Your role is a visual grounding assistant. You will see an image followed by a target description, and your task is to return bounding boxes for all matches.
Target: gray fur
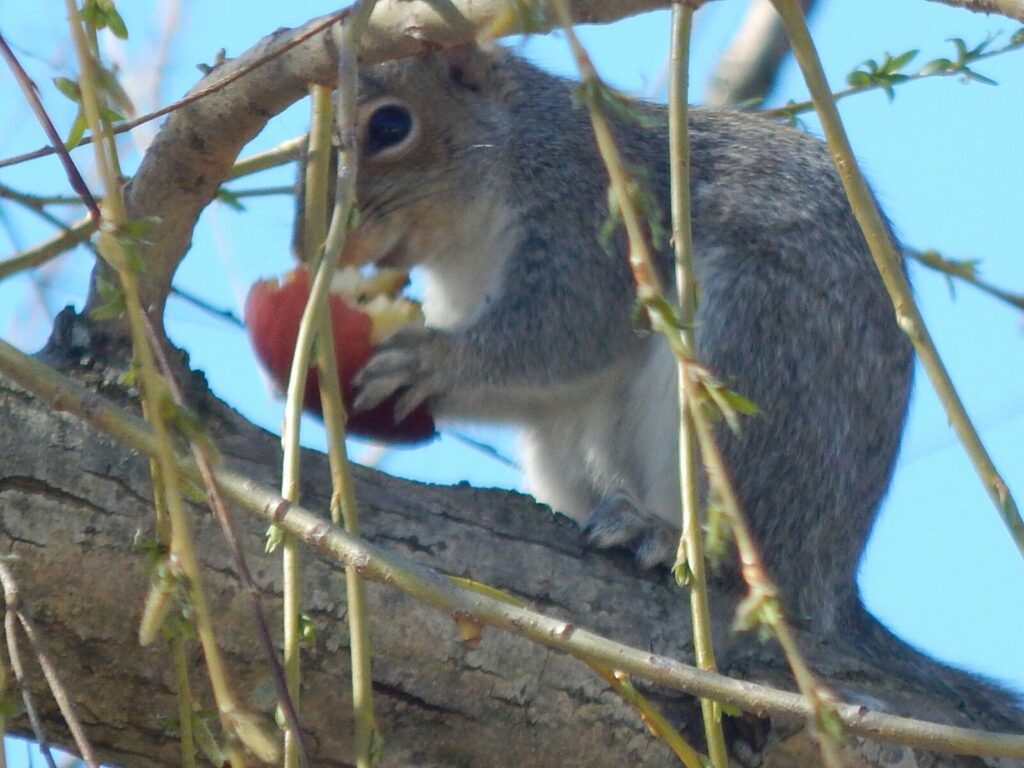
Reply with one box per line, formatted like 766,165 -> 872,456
345,45 -> 1023,735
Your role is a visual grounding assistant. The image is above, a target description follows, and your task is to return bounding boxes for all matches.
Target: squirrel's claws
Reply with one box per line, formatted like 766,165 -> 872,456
584,489 -> 677,570
353,326 -> 445,415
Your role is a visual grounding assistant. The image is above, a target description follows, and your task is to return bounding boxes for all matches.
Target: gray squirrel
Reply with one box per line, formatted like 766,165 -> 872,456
346,43 -> 909,626
319,44 -> 1023,742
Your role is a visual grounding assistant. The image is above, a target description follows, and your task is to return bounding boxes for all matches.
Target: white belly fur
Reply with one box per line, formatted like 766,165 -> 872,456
520,336 -> 680,527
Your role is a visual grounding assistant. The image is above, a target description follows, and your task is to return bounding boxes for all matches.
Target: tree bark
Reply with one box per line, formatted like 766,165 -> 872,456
0,316 -> 1019,768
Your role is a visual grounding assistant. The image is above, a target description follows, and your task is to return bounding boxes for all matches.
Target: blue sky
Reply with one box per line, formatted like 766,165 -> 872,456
1,0 -> 1022,758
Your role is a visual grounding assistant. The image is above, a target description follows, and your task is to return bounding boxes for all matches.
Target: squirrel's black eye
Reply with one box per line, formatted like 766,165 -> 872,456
366,104 -> 414,155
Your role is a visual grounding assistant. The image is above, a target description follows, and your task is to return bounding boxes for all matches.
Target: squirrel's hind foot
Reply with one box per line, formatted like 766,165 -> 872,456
584,489 -> 678,569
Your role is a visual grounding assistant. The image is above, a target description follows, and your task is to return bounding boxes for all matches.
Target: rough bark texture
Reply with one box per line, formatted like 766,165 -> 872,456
0,317 -> 1021,768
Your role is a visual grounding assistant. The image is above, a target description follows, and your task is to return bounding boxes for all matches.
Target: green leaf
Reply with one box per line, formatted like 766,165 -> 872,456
887,49 -> 919,71
52,76 -> 81,102
703,498 -> 732,565
65,112 -> 88,149
215,188 -> 246,211
193,711 -> 227,767
89,274 -> 126,320
299,614 -> 317,646
718,387 -> 759,417
629,299 -> 652,333
265,524 -> 284,553
920,57 -> 954,76
100,105 -> 125,124
845,71 -> 872,88
961,68 -> 998,86
673,557 -> 693,587
96,64 -> 134,115
644,294 -> 684,334
105,7 -> 129,39
719,702 -> 742,718
950,37 -> 969,64
81,0 -> 129,39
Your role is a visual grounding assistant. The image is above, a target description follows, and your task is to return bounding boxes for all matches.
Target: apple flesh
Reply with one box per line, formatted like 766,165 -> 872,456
244,265 -> 435,444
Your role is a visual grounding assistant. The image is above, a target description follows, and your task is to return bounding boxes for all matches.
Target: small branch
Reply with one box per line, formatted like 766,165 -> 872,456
0,217 -> 96,281
925,0 -> 1024,22
226,136 -> 306,181
169,632 -> 197,768
590,663 -> 705,768
0,183 -> 86,209
3,593 -> 60,768
761,32 -> 1024,121
770,0 -> 1024,562
668,4 -> 728,767
310,4 -> 383,764
141,315 -> 309,768
168,286 -> 244,327
0,562 -> 98,768
0,33 -> 100,221
0,12 -> 348,172
65,4 -> 264,764
907,247 -> 1024,313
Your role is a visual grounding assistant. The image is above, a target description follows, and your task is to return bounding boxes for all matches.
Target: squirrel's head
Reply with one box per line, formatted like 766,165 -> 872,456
339,44 -> 516,269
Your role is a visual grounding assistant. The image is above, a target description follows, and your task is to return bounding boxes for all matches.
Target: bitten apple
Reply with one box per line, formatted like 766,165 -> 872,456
244,265 -> 435,443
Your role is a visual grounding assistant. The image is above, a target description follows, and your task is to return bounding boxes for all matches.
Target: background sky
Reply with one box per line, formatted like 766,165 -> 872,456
1,0 -> 1022,760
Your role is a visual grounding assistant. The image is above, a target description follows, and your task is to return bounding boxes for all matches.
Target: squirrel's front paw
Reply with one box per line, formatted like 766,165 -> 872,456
584,489 -> 678,569
353,326 -> 449,421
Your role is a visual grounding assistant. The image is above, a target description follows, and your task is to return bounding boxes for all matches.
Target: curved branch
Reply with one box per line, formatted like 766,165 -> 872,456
83,0 -> 673,323
925,0 -> 1024,22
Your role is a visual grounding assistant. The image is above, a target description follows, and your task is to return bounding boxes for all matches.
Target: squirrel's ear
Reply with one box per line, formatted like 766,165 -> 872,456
440,43 -> 497,93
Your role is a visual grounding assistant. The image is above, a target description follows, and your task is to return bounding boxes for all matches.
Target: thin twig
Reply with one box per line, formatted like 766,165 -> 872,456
168,286 -> 244,327
590,662 -> 705,768
770,0 -> 1024,561
0,11 -> 347,172
141,314 -> 309,768
761,32 -> 1024,120
226,136 -> 306,180
0,218 -> 96,282
317,7 -> 383,764
0,562 -> 98,768
3,594 -> 59,768
0,33 -> 101,220
170,631 -> 197,768
668,4 -> 728,767
907,247 -> 1024,313
65,4 -> 260,764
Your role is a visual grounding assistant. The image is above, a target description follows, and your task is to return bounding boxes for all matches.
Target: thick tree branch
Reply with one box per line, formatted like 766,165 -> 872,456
926,0 -> 1024,21
705,0 -> 818,107
1,316 -> 1023,766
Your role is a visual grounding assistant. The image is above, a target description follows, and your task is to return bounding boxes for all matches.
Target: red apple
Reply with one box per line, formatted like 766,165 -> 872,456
244,266 -> 436,444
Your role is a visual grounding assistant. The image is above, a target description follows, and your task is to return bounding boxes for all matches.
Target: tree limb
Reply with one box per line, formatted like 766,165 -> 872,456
925,0 -> 1024,22
705,0 -> 818,107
